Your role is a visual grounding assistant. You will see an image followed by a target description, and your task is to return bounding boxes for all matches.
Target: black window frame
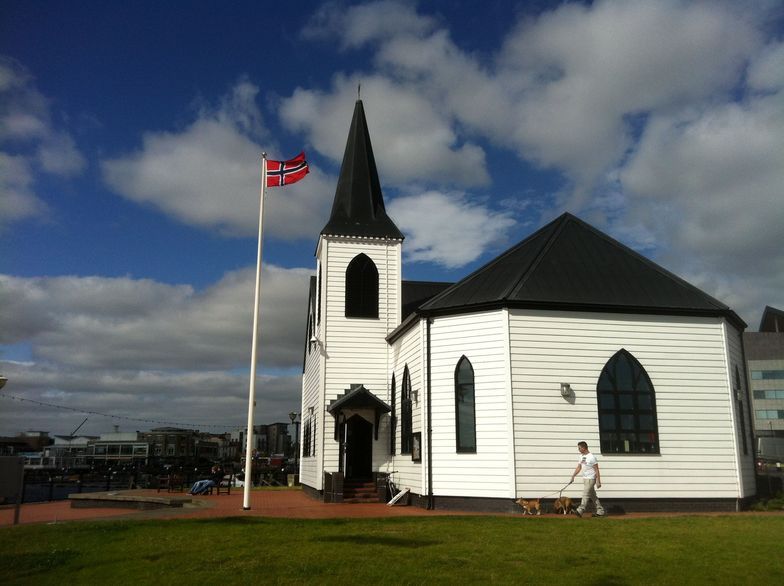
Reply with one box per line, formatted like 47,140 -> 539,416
455,355 -> 477,453
734,366 -> 748,455
345,253 -> 379,319
596,349 -> 660,454
401,366 -> 413,454
317,264 -> 322,325
304,420 -> 309,458
390,373 -> 397,455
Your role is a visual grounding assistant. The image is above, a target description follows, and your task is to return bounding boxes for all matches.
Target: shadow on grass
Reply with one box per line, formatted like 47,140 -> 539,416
187,516 -> 270,526
317,534 -> 442,548
0,550 -> 79,578
588,574 -> 631,586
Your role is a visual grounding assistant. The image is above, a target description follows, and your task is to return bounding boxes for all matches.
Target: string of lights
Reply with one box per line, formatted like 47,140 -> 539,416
0,392 -> 238,431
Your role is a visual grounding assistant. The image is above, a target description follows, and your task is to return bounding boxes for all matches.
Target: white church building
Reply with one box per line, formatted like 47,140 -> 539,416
298,99 -> 756,513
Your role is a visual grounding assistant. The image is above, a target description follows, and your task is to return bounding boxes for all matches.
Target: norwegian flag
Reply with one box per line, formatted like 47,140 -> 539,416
266,151 -> 309,187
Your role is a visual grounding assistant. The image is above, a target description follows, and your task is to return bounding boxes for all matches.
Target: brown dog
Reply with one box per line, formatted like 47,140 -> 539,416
553,496 -> 574,515
515,498 -> 541,515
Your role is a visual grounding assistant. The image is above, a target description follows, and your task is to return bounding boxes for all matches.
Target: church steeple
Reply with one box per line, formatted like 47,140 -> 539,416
320,100 -> 404,240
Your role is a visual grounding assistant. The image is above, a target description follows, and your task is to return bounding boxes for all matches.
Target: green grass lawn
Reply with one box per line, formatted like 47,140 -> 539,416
2,515 -> 782,585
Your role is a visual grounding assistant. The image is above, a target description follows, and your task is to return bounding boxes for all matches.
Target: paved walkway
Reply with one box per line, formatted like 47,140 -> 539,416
2,490 -> 780,527
0,489 -> 494,526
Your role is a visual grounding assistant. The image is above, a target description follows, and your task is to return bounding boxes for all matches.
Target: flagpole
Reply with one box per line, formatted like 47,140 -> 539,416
243,152 -> 267,510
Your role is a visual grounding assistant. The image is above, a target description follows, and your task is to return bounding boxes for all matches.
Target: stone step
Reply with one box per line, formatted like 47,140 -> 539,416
343,481 -> 378,503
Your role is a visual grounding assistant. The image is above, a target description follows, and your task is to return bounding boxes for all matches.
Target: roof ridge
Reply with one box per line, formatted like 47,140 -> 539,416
402,279 -> 454,286
505,213 -> 571,299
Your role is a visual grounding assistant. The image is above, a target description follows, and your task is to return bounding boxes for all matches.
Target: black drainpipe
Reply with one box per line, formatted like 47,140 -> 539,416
426,317 -> 434,510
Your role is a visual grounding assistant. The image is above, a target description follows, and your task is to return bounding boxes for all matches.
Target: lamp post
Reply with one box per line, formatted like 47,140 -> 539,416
288,411 -> 300,473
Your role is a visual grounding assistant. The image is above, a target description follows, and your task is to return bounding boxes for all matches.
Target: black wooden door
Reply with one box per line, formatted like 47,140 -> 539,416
345,415 -> 373,479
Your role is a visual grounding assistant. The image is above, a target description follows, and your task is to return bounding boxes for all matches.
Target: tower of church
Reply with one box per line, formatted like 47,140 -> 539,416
300,100 -> 403,488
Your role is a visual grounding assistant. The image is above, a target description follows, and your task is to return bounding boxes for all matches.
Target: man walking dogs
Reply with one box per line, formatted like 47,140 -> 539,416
570,441 -> 606,517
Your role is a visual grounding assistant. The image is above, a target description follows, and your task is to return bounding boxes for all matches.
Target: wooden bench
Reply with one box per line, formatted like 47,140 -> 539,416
206,474 -> 234,495
156,474 -> 186,493
206,482 -> 231,495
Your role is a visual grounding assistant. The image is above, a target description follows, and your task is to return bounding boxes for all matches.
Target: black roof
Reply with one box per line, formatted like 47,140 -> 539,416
410,213 -> 744,328
321,100 -> 404,240
759,306 -> 784,332
401,280 -> 453,320
327,384 -> 391,414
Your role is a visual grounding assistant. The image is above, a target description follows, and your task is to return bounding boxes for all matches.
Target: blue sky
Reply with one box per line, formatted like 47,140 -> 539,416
2,0 -> 783,437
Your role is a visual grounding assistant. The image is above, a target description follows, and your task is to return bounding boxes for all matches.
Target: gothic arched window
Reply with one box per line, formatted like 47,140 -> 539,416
597,349 -> 659,454
455,356 -> 476,453
401,366 -> 412,454
390,373 -> 397,456
345,253 -> 378,318
734,365 -> 748,455
317,264 -> 322,325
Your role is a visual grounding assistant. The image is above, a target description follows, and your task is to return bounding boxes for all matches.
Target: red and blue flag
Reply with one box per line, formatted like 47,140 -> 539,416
266,152 -> 309,187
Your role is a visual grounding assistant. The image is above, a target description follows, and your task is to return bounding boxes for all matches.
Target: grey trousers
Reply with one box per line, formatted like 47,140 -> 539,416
577,478 -> 605,515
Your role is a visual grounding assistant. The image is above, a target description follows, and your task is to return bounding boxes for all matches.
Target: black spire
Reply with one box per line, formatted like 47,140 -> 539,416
320,100 -> 404,240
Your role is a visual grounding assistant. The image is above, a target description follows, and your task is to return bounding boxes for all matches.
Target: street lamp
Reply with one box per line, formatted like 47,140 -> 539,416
288,411 -> 300,472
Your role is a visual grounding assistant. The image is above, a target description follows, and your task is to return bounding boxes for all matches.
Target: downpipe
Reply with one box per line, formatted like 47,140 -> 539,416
426,317 -> 434,510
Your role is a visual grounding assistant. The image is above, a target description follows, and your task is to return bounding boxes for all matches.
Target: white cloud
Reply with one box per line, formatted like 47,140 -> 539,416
280,75 -> 489,187
618,90 -> 784,320
387,190 -> 515,268
0,57 -> 86,227
102,80 -> 334,239
297,0 -> 760,192
0,359 -> 301,434
0,153 -> 50,223
496,0 -> 759,188
0,57 -> 50,142
302,0 -> 436,49
747,41 -> 784,92
37,131 -> 87,176
0,266 -> 311,370
0,266 -> 311,435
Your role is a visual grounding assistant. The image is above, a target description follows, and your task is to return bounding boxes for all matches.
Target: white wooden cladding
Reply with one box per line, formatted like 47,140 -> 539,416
299,284 -> 323,490
509,309 -> 747,499
427,310 -> 515,498
319,237 -> 402,480
385,322 -> 424,494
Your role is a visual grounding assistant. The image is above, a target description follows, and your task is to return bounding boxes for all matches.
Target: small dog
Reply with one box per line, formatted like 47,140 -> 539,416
515,498 -> 541,515
553,496 -> 574,515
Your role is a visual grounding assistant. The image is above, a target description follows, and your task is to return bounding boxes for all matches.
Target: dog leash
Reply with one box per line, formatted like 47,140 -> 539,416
539,481 -> 573,500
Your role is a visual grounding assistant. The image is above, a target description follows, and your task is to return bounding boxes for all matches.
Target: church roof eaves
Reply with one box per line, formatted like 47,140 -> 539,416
327,384 -> 391,414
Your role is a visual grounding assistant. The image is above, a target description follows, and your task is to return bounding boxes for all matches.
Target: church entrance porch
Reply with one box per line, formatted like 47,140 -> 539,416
344,414 -> 373,480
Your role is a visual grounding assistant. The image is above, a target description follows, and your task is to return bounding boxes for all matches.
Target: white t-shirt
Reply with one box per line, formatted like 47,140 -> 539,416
578,452 -> 598,479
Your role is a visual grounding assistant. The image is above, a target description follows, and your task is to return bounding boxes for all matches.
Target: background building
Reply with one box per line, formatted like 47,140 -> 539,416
744,306 -> 784,438
745,305 -> 784,494
232,423 -> 293,457
86,432 -> 150,467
